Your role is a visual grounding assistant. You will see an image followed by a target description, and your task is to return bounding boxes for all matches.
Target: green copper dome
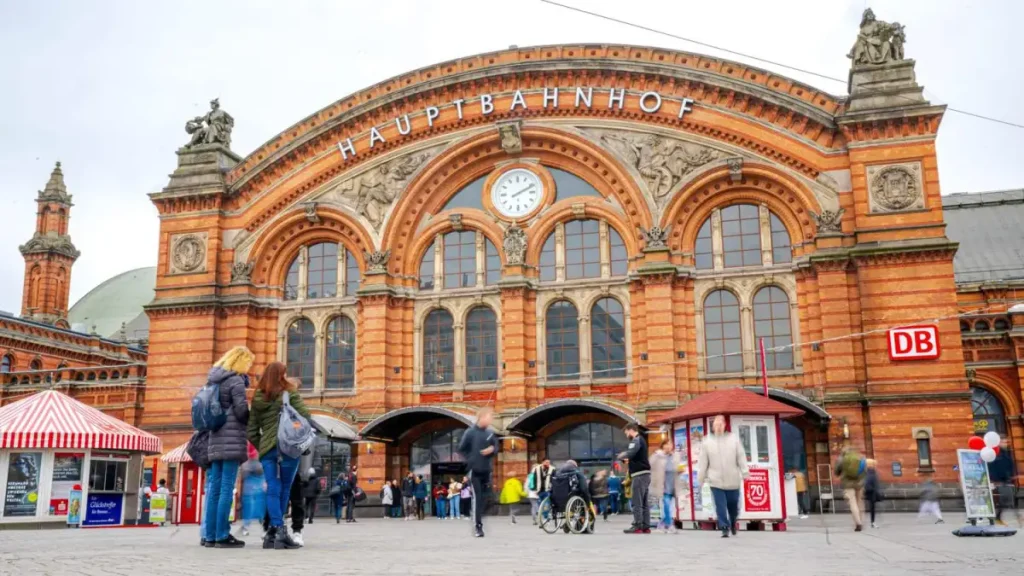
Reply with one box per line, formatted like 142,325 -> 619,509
68,267 -> 156,339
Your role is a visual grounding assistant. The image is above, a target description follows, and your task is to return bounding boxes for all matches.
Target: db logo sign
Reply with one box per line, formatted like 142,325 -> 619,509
888,325 -> 940,361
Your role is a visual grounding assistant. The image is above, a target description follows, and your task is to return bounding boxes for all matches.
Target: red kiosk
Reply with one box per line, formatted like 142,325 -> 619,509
161,443 -> 205,525
652,388 -> 802,531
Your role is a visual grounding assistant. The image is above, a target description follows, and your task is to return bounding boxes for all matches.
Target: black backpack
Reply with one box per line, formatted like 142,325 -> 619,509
185,430 -> 211,469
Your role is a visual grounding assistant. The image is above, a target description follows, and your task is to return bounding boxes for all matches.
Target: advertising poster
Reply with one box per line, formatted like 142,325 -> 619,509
67,490 -> 83,525
83,493 -> 123,526
689,421 -> 713,517
673,424 -> 691,520
744,468 -> 771,513
956,449 -> 995,518
49,452 -> 85,516
150,493 -> 168,523
4,452 -> 42,517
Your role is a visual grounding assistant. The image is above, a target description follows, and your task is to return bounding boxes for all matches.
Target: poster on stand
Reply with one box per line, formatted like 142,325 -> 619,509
83,493 -> 124,527
150,493 -> 168,523
956,449 -> 995,519
49,453 -> 85,516
673,424 -> 691,520
688,421 -> 713,518
4,452 -> 42,517
67,490 -> 83,525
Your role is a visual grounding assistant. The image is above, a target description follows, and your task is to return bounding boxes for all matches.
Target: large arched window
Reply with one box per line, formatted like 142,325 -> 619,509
465,307 -> 498,383
326,316 -> 356,390
753,286 -> 794,370
1,355 -> 12,373
423,309 -> 455,385
546,422 -> 629,465
286,318 -> 315,390
721,204 -> 762,268
704,290 -> 742,374
538,219 -> 630,282
592,298 -> 626,379
695,219 -> 713,270
971,386 -> 1007,436
770,214 -> 792,264
546,301 -> 580,381
282,243 -> 361,301
692,205 -> 791,270
418,231 -> 500,290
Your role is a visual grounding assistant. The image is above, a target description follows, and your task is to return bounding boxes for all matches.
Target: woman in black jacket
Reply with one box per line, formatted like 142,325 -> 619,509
203,346 -> 254,549
864,458 -> 882,528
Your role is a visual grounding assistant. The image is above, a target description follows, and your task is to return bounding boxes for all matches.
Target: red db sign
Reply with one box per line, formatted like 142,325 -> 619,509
888,325 -> 940,361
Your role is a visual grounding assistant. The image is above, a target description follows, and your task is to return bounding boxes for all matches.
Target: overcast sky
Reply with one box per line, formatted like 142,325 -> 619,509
0,0 -> 1021,314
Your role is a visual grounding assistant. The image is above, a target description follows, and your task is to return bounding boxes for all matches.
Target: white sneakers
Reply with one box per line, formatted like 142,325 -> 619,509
799,514 -> 809,519
288,528 -> 305,547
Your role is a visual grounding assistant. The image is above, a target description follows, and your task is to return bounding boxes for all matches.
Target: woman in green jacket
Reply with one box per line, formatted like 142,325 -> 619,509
247,361 -> 313,550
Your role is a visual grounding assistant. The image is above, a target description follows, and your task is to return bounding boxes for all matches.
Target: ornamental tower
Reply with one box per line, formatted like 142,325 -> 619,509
19,162 -> 80,326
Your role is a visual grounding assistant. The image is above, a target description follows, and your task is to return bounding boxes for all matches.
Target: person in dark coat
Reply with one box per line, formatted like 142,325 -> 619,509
303,468 -> 322,523
863,459 -> 882,528
202,346 -> 254,549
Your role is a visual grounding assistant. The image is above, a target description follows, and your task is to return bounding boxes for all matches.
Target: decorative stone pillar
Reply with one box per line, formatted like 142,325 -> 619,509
599,220 -> 611,279
313,328 -> 325,393
759,204 -> 774,266
453,320 -> 466,385
579,314 -> 592,384
336,246 -> 346,297
434,234 -> 444,291
711,209 -> 724,271
741,304 -> 755,374
555,222 -> 566,282
499,285 -> 530,408
475,232 -> 486,287
297,245 -> 309,302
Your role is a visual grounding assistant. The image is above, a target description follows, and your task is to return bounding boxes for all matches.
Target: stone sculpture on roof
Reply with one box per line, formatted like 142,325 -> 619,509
185,98 -> 235,149
848,8 -> 907,65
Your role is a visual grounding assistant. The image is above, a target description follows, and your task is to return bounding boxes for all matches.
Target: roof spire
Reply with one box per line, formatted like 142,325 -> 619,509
39,161 -> 71,203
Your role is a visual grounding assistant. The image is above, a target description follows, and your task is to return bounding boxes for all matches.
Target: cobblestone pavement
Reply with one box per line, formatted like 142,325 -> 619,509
1,513 -> 1021,576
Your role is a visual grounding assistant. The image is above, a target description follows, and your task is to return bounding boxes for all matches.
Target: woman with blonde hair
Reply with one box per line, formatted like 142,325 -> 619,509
247,361 -> 313,550
203,346 -> 254,549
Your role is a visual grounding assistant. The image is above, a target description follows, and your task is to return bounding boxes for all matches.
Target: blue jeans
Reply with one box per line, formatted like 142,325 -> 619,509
711,487 -> 740,533
332,496 -> 344,520
204,460 -> 241,542
609,492 -> 619,514
450,495 -> 461,518
661,494 -> 674,528
537,491 -> 551,519
200,471 -> 213,540
261,448 -> 300,528
435,497 -> 447,518
594,496 -> 609,516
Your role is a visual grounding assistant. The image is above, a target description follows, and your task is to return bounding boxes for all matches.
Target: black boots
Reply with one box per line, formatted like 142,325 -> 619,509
274,527 -> 301,550
263,527 -> 277,549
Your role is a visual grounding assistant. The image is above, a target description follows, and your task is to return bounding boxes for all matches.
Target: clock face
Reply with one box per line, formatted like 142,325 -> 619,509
491,168 -> 543,218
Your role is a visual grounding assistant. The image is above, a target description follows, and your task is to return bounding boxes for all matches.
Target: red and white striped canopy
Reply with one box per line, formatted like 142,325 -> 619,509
0,390 -> 162,453
161,442 -> 192,463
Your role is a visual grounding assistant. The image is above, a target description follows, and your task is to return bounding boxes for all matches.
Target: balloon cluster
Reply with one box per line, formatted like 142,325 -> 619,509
967,431 -> 1002,463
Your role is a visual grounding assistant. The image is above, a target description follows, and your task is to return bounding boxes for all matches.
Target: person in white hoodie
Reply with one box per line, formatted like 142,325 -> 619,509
381,480 -> 394,519
696,415 -> 749,538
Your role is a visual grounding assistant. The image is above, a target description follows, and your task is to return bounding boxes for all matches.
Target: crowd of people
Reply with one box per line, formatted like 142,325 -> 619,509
187,349 -> 1017,549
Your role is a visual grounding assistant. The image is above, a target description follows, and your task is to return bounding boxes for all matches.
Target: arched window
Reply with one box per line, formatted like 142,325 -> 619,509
546,422 -> 629,464
30,359 -> 42,384
284,258 -> 300,301
465,307 -> 498,383
345,250 -> 360,296
485,238 -> 501,285
29,267 -> 41,309
592,298 -> 626,379
975,320 -> 990,332
915,430 -> 933,468
443,231 -> 477,289
753,287 -> 794,370
695,219 -> 713,270
98,371 -> 108,381
110,371 -> 120,380
326,316 -> 356,390
423,309 -> 455,385
551,168 -> 603,202
769,214 -> 792,264
971,386 -> 1007,436
286,318 -> 315,390
2,355 -> 14,373
721,204 -> 762,268
539,234 -> 556,282
75,372 -> 84,382
546,301 -> 580,381
565,220 -> 601,279
419,243 -> 435,290
960,321 -> 971,332
306,242 -> 338,299
440,175 -> 488,212
87,372 -> 96,381
609,228 -> 628,276
411,429 -> 466,466
704,290 -> 742,373
994,318 -> 1010,331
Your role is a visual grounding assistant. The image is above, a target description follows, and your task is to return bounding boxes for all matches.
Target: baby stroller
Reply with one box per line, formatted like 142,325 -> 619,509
539,468 -> 594,534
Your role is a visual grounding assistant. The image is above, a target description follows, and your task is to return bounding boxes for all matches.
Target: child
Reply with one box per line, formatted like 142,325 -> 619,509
790,468 -> 809,519
237,443 -> 266,538
918,479 -> 943,524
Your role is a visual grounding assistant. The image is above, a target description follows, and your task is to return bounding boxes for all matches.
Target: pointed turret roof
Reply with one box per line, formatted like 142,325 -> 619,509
38,161 -> 71,203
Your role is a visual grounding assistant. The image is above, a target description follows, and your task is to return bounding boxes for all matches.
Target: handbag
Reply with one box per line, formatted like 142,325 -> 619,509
329,485 -> 342,497
353,487 -> 367,502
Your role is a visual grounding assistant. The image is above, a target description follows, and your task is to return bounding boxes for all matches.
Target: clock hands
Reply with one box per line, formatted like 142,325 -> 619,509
509,183 -> 536,199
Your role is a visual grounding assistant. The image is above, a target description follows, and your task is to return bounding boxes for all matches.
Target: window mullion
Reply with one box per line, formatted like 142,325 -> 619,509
555,222 -> 566,282
297,245 -> 309,302
434,234 -> 444,292
711,209 -> 723,271
475,232 -> 485,287
599,220 -> 611,279
759,204 -> 774,266
741,303 -> 755,375
337,247 -> 346,297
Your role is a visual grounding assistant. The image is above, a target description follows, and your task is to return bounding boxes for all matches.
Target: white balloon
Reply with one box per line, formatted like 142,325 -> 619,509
980,446 -> 997,463
984,431 -> 1001,448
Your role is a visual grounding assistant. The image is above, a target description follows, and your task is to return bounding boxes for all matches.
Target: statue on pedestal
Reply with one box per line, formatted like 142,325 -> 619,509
847,8 -> 907,65
185,98 -> 235,149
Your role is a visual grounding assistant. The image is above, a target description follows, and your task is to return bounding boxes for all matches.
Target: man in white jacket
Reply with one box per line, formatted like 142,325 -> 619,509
696,415 -> 749,538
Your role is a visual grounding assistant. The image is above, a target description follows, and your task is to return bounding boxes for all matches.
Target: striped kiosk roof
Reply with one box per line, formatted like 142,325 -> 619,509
161,442 -> 192,463
0,390 -> 162,454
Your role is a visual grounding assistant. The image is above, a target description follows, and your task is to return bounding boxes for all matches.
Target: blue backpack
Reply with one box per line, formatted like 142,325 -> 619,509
191,382 -> 227,432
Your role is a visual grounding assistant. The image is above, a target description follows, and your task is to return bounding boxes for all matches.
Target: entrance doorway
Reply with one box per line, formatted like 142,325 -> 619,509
545,421 -> 629,478
411,428 -> 468,514
177,462 -> 204,524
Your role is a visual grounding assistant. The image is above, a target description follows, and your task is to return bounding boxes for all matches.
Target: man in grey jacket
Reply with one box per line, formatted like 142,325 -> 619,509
696,415 -> 749,538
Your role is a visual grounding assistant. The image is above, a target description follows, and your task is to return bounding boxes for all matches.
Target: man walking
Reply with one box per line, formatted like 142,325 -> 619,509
402,471 -> 417,520
990,438 -> 1015,526
458,407 -> 499,538
696,415 -> 749,538
617,423 -> 651,534
834,444 -> 866,531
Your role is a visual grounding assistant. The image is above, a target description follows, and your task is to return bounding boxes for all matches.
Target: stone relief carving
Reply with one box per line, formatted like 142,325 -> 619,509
185,98 -> 234,149
571,203 -> 587,218
169,232 -> 208,274
848,8 -> 907,66
230,261 -> 255,284
304,202 -> 321,224
640,225 -> 671,250
319,147 -> 440,231
726,157 -> 743,183
867,162 -> 923,213
449,213 -> 464,231
497,121 -> 522,154
810,208 -> 845,234
594,130 -> 720,208
503,225 -> 528,265
363,249 -> 391,274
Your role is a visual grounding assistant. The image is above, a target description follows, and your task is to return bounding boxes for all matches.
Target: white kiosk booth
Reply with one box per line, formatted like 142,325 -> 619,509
652,388 -> 802,531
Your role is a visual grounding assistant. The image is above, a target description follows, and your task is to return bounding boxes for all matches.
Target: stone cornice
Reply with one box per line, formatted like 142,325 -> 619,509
18,233 -> 81,260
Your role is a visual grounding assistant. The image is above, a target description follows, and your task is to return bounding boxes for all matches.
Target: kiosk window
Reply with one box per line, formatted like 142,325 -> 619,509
89,460 -> 127,493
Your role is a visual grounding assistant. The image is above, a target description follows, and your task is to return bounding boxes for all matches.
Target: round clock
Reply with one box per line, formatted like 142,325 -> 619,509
491,168 -> 544,219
